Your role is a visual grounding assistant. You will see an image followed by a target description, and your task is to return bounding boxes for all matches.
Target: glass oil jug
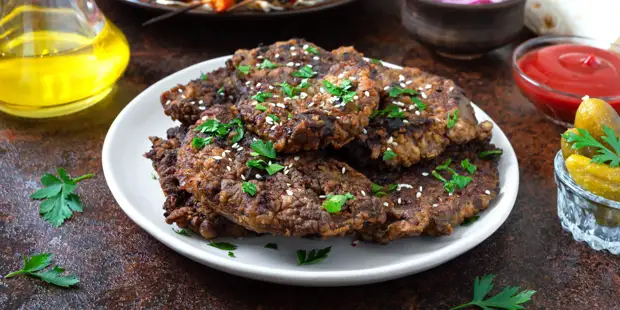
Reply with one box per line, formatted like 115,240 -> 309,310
0,0 -> 130,118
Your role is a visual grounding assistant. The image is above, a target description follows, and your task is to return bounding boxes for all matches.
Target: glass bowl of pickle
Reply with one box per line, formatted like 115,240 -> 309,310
556,97 -> 620,254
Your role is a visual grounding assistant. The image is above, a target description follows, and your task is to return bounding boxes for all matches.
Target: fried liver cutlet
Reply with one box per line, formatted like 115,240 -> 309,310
230,39 -> 380,153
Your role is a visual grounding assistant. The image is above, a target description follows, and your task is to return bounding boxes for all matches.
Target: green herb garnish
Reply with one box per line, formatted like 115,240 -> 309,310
323,79 -> 357,104
436,158 -> 452,171
478,149 -> 503,160
237,65 -> 251,75
256,103 -> 267,112
247,159 -> 268,169
323,193 -> 355,213
217,87 -> 225,95
228,251 -> 236,258
297,246 -> 331,266
193,118 -> 244,143
30,168 -> 94,227
447,109 -> 460,129
411,97 -> 427,111
208,241 -> 238,251
265,163 -> 285,175
173,228 -> 191,236
200,72 -> 208,81
461,159 -> 477,174
151,173 -> 157,180
450,274 -> 536,310
259,59 -> 278,70
305,46 -> 319,55
371,183 -> 387,197
371,105 -> 406,119
292,65 -> 316,78
370,58 -> 382,64
265,243 -> 278,250
279,79 -> 310,98
562,125 -> 620,167
268,114 -> 280,122
4,253 -> 79,288
288,112 -> 293,120
242,181 -> 257,196
388,86 -> 417,98
250,139 -> 277,159
382,149 -> 397,161
251,91 -> 273,103
191,136 -> 213,149
461,215 -> 480,226
387,184 -> 398,192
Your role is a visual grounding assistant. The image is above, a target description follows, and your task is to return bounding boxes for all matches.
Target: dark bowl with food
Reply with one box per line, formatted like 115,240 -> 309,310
401,0 -> 526,59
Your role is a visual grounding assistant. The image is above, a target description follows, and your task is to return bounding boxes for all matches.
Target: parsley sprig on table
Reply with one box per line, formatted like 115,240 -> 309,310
31,168 -> 94,227
323,79 -> 357,104
322,193 -> 355,213
562,125 -> 620,167
296,246 -> 331,265
5,253 -> 79,288
450,274 -> 536,310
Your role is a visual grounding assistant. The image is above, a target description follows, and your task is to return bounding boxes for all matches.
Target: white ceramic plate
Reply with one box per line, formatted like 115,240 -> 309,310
102,56 -> 519,287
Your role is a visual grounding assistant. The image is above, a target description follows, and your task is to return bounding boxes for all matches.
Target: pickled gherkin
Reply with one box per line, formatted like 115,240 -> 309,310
565,154 -> 620,201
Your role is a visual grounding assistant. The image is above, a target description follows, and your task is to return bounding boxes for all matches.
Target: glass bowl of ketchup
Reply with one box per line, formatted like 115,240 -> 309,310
513,36 -> 620,127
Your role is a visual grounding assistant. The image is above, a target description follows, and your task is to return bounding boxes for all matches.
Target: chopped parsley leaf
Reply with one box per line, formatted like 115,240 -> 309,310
208,241 -> 238,251
461,159 -> 477,174
436,158 -> 452,171
389,86 -> 417,98
447,110 -> 460,129
217,87 -> 225,95
371,105 -> 405,119
288,112 -> 293,120
305,46 -> 319,55
200,72 -> 208,81
279,79 -> 310,98
228,251 -> 236,258
452,174 -> 472,190
251,91 -> 272,103
268,114 -> 280,122
383,149 -> 397,161
461,215 -> 480,226
371,183 -> 387,197
191,136 -> 213,149
323,193 -> 355,213
323,79 -> 357,104
194,118 -> 244,143
432,170 -> 448,183
478,149 -> 503,160
237,65 -> 251,75
255,103 -> 267,111
250,139 -> 277,159
412,97 -> 427,111
563,125 -> 620,168
387,184 -> 398,192
264,243 -> 278,250
259,59 -> 278,70
292,65 -> 316,78
151,173 -> 157,180
265,163 -> 285,175
370,58 -> 382,64
30,168 -> 94,227
242,181 -> 257,196
173,228 -> 191,236
4,253 -> 79,288
297,246 -> 331,266
247,159 -> 267,169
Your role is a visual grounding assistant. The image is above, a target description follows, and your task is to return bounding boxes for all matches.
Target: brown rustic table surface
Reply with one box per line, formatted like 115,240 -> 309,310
1,0 -> 619,309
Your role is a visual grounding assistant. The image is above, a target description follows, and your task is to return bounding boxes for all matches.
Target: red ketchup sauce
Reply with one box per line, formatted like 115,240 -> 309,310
514,44 -> 620,125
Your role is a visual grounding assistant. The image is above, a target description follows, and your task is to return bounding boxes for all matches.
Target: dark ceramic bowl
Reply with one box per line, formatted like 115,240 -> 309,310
401,0 -> 526,59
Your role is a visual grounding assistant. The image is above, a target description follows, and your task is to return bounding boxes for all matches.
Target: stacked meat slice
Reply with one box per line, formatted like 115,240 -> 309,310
146,39 -> 501,243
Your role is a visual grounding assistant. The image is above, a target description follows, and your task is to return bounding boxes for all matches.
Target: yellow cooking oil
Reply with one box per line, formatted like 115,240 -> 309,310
0,5 -> 130,118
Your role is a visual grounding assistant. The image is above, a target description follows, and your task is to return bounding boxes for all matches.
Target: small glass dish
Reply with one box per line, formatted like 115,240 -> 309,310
554,151 -> 620,254
512,36 -> 620,127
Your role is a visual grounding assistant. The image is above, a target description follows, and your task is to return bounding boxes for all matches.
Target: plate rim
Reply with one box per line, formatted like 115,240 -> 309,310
102,56 -> 520,286
116,0 -> 359,17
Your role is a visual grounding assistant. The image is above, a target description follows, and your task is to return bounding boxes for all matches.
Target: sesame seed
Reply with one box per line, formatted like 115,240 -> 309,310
449,87 -> 454,91
400,83 -> 406,88
303,44 -> 309,49
403,120 -> 409,124
416,192 -> 422,199
178,89 -> 183,93
308,102 -> 315,108
415,111 -> 421,116
181,95 -> 186,99
256,83 -> 262,88
421,92 -> 428,99
199,106 -> 206,110
313,56 -> 320,60
398,184 -> 413,190
392,142 -> 398,146
165,100 -> 171,105
399,75 -> 405,81
257,55 -> 264,59
266,117 -> 274,124
342,167 -> 346,174
256,63 -> 260,67
291,52 -> 297,56
365,91 -> 370,97
232,143 -> 239,148
300,92 -> 308,99
202,116 -> 208,121
362,128 -> 367,134
319,195 -> 326,199
432,203 -> 438,207
307,64 -> 313,68
268,85 -> 274,90
361,190 -> 366,197
294,156 -> 300,161
290,46 -> 296,51
212,156 -> 222,160
287,190 -> 294,196
199,100 -> 204,104
295,63 -> 301,67
425,84 -> 432,89
393,101 -> 405,107
398,198 -> 402,204
419,186 -> 423,192
422,172 -> 429,176
226,166 -> 231,171
383,202 -> 389,207
256,174 -> 262,179
287,183 -> 291,186
406,80 -> 412,85
270,124 -> 278,130
287,62 -> 294,67
229,95 -> 234,100
238,147 -> 244,151
338,73 -> 345,79
449,193 -> 454,196
275,53 -> 280,58
387,136 -> 393,144
387,147 -> 392,151
485,190 -> 491,195
276,103 -> 286,108
284,169 -> 290,175
383,86 -> 390,91
408,105 -> 415,111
